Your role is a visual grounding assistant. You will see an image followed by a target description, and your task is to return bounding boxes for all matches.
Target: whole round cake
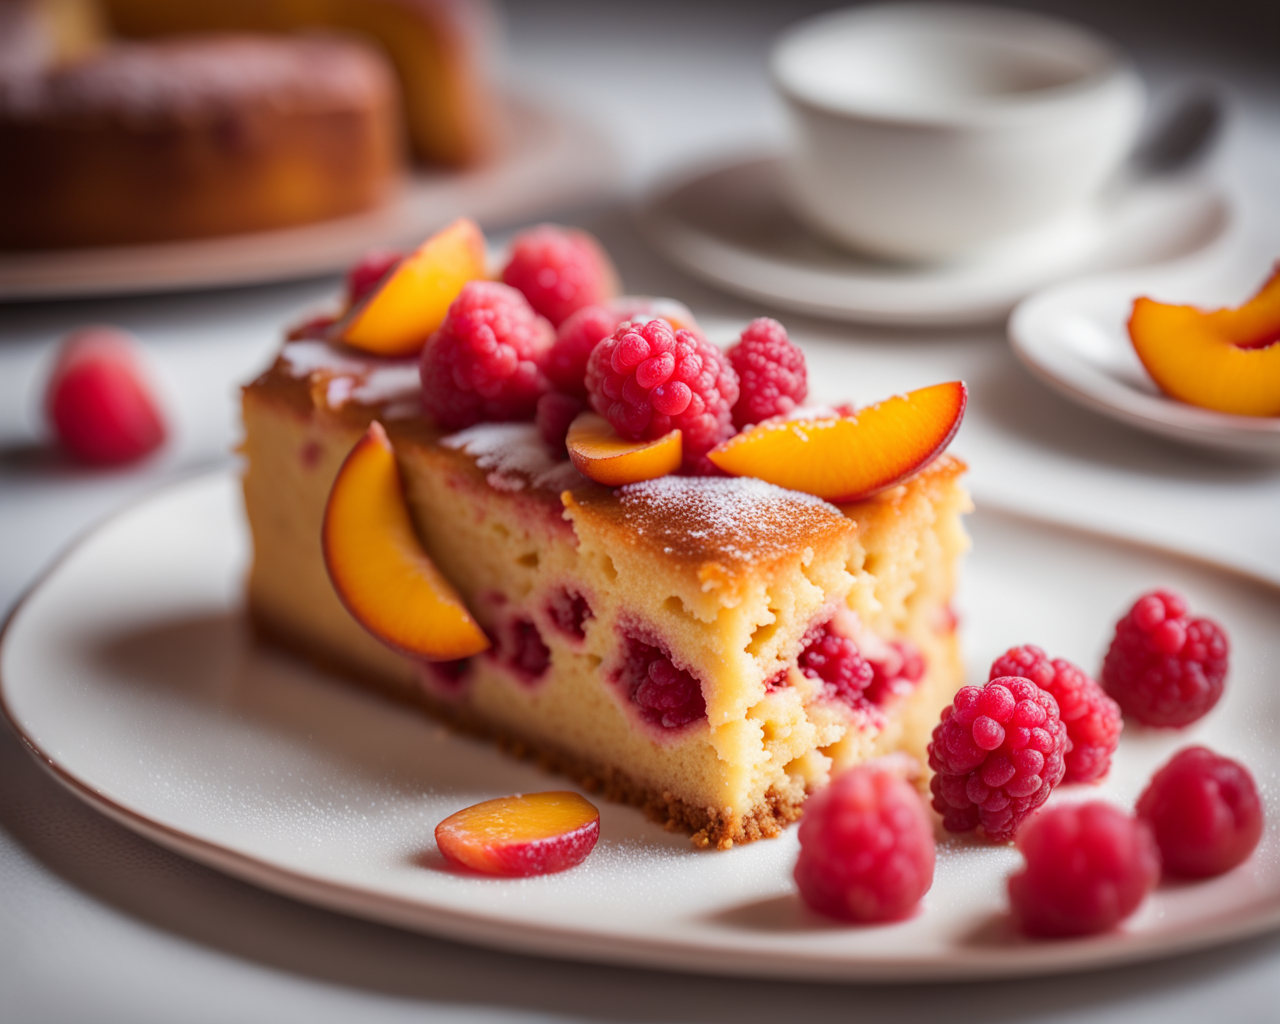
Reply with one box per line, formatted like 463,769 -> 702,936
0,33 -> 403,249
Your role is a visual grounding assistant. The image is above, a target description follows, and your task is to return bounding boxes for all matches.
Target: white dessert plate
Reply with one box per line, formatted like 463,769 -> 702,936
1009,248 -> 1280,456
636,156 -> 1230,326
4,472 -> 1280,982
0,98 -> 617,302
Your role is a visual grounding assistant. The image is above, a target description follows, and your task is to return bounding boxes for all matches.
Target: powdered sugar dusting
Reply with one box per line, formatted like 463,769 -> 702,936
442,423 -> 585,493
614,476 -> 848,565
280,340 -> 420,409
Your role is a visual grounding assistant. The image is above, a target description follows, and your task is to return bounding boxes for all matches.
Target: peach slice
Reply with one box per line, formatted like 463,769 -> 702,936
566,412 -> 682,486
1129,266 -> 1280,417
335,218 -> 487,357
435,791 -> 601,876
708,381 -> 967,502
322,421 -> 489,660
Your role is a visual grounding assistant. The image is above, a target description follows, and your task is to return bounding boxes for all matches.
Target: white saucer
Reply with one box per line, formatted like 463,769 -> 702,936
1009,248 -> 1280,456
4,472 -> 1280,981
636,156 -> 1230,326
0,98 -> 618,302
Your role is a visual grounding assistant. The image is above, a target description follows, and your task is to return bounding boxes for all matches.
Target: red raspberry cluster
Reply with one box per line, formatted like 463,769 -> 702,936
1008,801 -> 1160,937
796,619 -> 874,709
928,676 -> 1068,842
501,224 -> 619,327
614,631 -> 706,729
727,317 -> 808,428
585,318 -> 739,473
990,645 -> 1121,784
1137,745 -> 1263,878
419,280 -> 555,429
1101,590 -> 1229,727
794,764 -> 935,923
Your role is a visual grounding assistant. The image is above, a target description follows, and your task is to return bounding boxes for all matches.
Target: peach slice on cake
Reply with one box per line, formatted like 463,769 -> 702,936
335,218 -> 487,357
566,411 -> 682,486
323,420 -> 489,660
1129,266 -> 1280,417
435,791 -> 601,876
708,381 -> 967,502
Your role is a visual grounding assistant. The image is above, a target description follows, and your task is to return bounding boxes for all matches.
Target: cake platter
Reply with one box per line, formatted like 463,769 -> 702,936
3,471 -> 1280,982
0,98 -> 617,302
635,155 -> 1231,327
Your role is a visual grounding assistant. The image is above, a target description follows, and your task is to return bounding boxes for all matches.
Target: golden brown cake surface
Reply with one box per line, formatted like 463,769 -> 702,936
100,0 -> 497,166
0,33 -> 402,248
241,340 -> 971,848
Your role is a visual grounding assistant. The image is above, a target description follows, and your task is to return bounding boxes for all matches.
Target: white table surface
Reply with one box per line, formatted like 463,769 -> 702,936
3,1 -> 1280,1020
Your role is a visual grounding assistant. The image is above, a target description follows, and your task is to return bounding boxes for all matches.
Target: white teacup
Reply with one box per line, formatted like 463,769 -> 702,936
772,3 -> 1146,262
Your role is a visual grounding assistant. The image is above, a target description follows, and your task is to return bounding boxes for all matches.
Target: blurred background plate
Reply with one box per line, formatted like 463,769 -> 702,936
636,155 -> 1230,327
1009,244 -> 1280,456
0,97 -> 618,302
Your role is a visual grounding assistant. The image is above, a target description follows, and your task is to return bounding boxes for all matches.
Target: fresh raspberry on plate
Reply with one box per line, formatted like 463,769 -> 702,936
794,763 -> 935,922
419,281 -> 554,429
928,676 -> 1069,842
1101,589 -> 1229,727
727,317 -> 808,429
990,645 -> 1121,784
1008,801 -> 1160,938
501,224 -> 619,327
45,327 -> 167,466
584,318 -> 738,473
346,248 -> 402,306
1136,746 -> 1263,878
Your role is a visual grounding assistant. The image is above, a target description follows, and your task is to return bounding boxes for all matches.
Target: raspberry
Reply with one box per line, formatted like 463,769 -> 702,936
535,391 -> 585,452
419,281 -> 555,429
346,248 -> 402,306
865,640 -> 925,707
45,327 -> 167,466
727,317 -> 808,429
991,645 -> 1121,784
928,676 -> 1068,842
798,620 -> 874,709
545,297 -> 703,399
585,318 -> 738,473
1008,802 -> 1160,937
494,617 -> 550,683
1101,590 -> 1229,727
546,305 -> 619,398
547,587 -> 592,641
501,224 -> 619,327
1136,746 -> 1263,878
286,313 -> 338,341
794,764 -> 935,922
614,631 -> 706,729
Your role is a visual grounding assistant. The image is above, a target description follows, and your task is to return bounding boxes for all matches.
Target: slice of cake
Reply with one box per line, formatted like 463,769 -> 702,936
242,342 -> 969,849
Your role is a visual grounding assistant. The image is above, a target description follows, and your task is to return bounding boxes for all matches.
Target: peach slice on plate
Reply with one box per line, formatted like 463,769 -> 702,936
708,381 -> 967,502
335,218 -> 487,357
322,421 -> 489,660
566,411 -> 682,486
435,791 -> 601,876
1129,266 -> 1280,417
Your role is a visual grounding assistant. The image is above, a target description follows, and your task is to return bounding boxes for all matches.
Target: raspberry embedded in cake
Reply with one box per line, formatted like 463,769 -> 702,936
614,629 -> 707,730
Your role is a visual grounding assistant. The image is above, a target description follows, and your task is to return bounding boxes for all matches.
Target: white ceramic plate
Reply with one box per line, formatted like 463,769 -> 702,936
636,156 -> 1230,326
1009,248 -> 1280,456
4,472 -> 1280,982
0,98 -> 617,301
